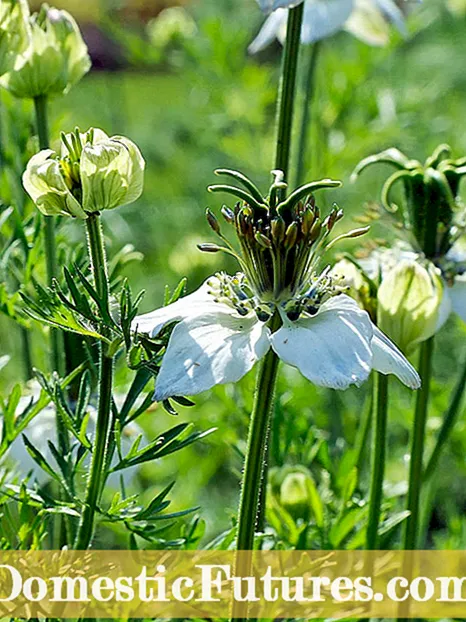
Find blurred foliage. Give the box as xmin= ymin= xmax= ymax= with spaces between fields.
xmin=1 ymin=0 xmax=466 ymax=547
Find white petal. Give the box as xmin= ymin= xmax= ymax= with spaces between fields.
xmin=371 ymin=326 xmax=421 ymax=389
xmin=256 ymin=0 xmax=305 ymax=14
xmin=248 ymin=10 xmax=288 ymax=54
xmin=344 ymin=0 xmax=390 ymax=46
xmin=436 ymin=283 xmax=453 ymax=330
xmin=270 ymin=294 xmax=373 ymax=390
xmin=301 ymin=0 xmax=354 ymax=43
xmin=132 ymin=277 xmax=221 ymax=337
xmin=449 ymin=274 xmax=466 ymax=324
xmin=154 ymin=310 xmax=271 ymax=400
xmin=374 ymin=0 xmax=407 ymax=35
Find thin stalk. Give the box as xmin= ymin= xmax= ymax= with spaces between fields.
xmin=423 ymin=351 xmax=466 ymax=483
xmin=403 ymin=337 xmax=435 ymax=551
xmin=19 ymin=328 xmax=34 ymax=381
xmin=295 ymin=42 xmax=320 ymax=187
xmin=249 ymin=1 xmax=304 ymax=551
xmin=274 ymin=3 xmax=304 ymax=181
xmin=236 ymin=313 xmax=282 ymax=552
xmin=33 ymin=96 xmax=63 ymax=376
xmin=366 ymin=374 xmax=388 ymax=549
xmin=74 ymin=213 xmax=113 ymax=550
xmin=232 ymin=315 xmax=281 ymax=622
xmin=354 ymin=389 xmax=373 ymax=475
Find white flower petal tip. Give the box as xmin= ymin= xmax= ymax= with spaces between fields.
xmin=249 ymin=11 xmax=287 ymax=54
xmin=448 ymin=274 xmax=466 ymax=324
xmin=371 ymin=326 xmax=421 ymax=389
xmin=271 ymin=294 xmax=373 ymax=390
xmin=131 ymin=278 xmax=220 ymax=338
xmin=301 ymin=0 xmax=355 ymax=44
xmin=153 ymin=308 xmax=271 ymax=401
xmin=256 ymin=0 xmax=305 ymax=14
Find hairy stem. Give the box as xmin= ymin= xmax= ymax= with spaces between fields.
xmin=33 ymin=96 xmax=64 ymax=377
xmin=366 ymin=374 xmax=388 ymax=549
xmin=232 ymin=315 xmax=281 ymax=622
xmin=74 ymin=213 xmax=113 ymax=550
xmin=295 ymin=42 xmax=321 ymax=187
xmin=403 ymin=337 xmax=435 ymax=550
xmin=274 ymin=3 xmax=304 ymax=181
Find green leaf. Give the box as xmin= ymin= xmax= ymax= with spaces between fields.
xmin=21 ymin=435 xmax=63 ymax=486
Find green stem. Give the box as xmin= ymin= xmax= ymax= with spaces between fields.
xmin=294 ymin=42 xmax=320 ymax=187
xmin=423 ymin=351 xmax=466 ymax=483
xmin=243 ymin=2 xmax=303 ymax=561
xmin=232 ymin=317 xmax=281 ymax=622
xmin=274 ymin=3 xmax=304 ymax=180
xmin=236 ymin=315 xmax=281 ymax=553
xmin=366 ymin=374 xmax=388 ymax=549
xmin=354 ymin=389 xmax=373 ymax=475
xmin=19 ymin=327 xmax=34 ymax=380
xmin=403 ymin=337 xmax=434 ymax=551
xmin=74 ymin=213 xmax=113 ymax=550
xmin=33 ymin=95 xmax=63 ymax=377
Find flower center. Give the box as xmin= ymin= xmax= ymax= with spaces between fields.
xmin=201 ymin=169 xmax=367 ymax=319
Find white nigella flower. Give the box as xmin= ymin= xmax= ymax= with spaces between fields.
xmin=250 ymin=0 xmax=408 ymax=53
xmin=133 ymin=170 xmax=420 ymax=400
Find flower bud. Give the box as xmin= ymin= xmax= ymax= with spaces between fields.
xmin=284 ymin=221 xmax=298 ymax=249
xmin=271 ymin=216 xmax=286 ymax=243
xmin=1 ymin=3 xmax=91 ymax=99
xmin=23 ymin=128 xmax=145 ymax=217
xmin=279 ymin=468 xmax=316 ymax=522
xmin=206 ymin=208 xmax=221 ymax=234
xmin=377 ymin=260 xmax=445 ymax=354
xmin=0 ymin=0 xmax=30 ymax=77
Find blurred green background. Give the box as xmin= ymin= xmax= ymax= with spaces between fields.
xmin=1 ymin=0 xmax=466 ymax=547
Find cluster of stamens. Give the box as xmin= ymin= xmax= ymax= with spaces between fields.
xmin=200 ymin=169 xmax=368 ymax=322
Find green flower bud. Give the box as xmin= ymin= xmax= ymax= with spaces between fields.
xmin=79 ymin=133 xmax=145 ymax=213
xmin=377 ymin=260 xmax=444 ymax=354
xmin=279 ymin=469 xmax=315 ymax=522
xmin=1 ymin=3 xmax=90 ymax=99
xmin=0 ymin=0 xmax=30 ymax=77
xmin=23 ymin=128 xmax=145 ymax=217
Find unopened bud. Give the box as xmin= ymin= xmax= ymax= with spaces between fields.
xmin=271 ymin=217 xmax=286 ymax=243
xmin=309 ymin=218 xmax=322 ymax=242
xmin=1 ymin=4 xmax=91 ymax=98
xmin=197 ymin=243 xmax=221 ymax=253
xmin=301 ymin=208 xmax=316 ymax=235
xmin=255 ymin=231 xmax=272 ymax=249
xmin=206 ymin=208 xmax=220 ymax=234
xmin=284 ymin=222 xmax=298 ymax=249
xmin=378 ymin=260 xmax=444 ymax=353
xmin=221 ymin=205 xmax=235 ymax=223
